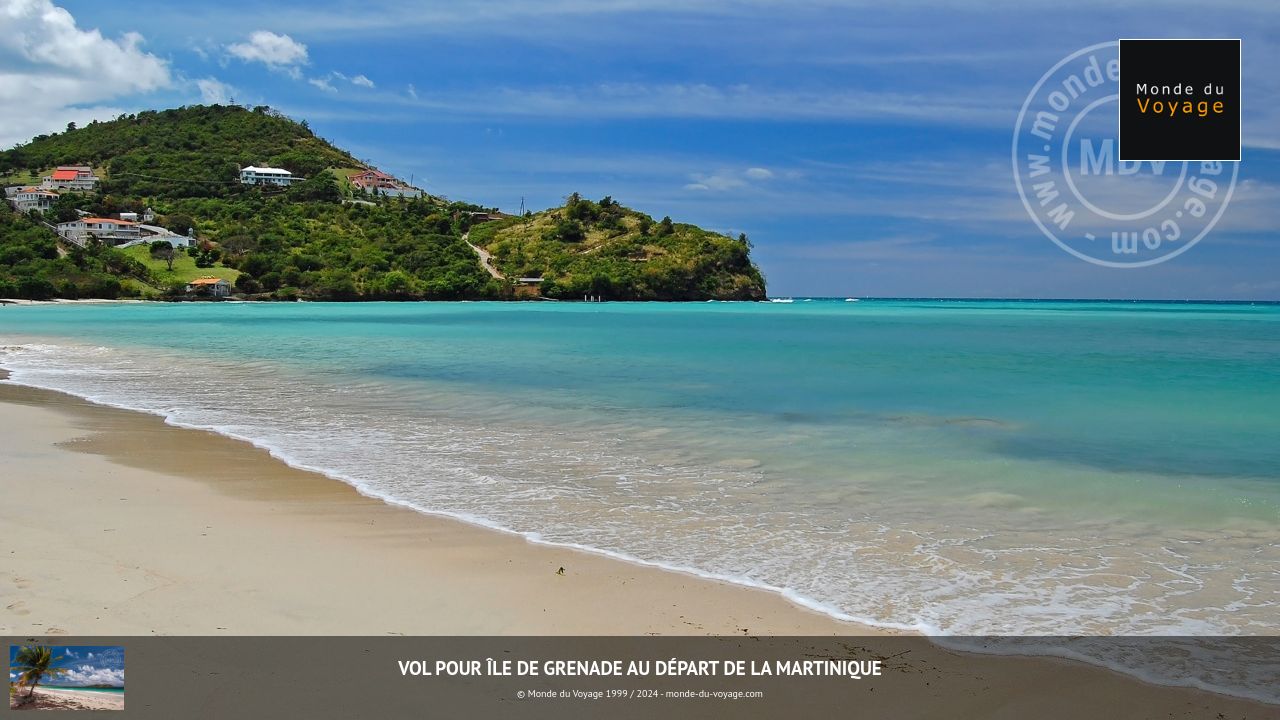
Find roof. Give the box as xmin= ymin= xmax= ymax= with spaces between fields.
xmin=80 ymin=217 xmax=137 ymax=225
xmin=57 ymin=165 xmax=91 ymax=171
xmin=50 ymin=169 xmax=79 ymax=181
xmin=241 ymin=166 xmax=292 ymax=175
xmin=188 ymin=277 xmax=230 ymax=286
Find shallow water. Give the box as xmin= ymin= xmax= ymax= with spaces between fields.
xmin=1 ymin=299 xmax=1277 ymax=694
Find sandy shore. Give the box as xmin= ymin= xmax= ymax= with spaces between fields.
xmin=0 ymin=298 xmax=149 ymax=305
xmin=9 ymin=687 xmax=125 ymax=711
xmin=0 ymin=377 xmax=862 ymax=636
xmin=1 ymin=375 xmax=1276 ymax=717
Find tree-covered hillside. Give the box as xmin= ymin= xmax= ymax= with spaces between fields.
xmin=0 ymin=105 xmax=359 ymax=199
xmin=469 ymin=194 xmax=766 ymax=300
xmin=0 ymin=203 xmax=142 ymax=299
xmin=0 ymin=104 xmax=766 ymax=301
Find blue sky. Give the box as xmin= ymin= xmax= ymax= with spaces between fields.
xmin=3 ymin=0 xmax=1278 ymax=298
xmin=9 ymin=645 xmax=125 ymax=687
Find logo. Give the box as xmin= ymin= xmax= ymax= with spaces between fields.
xmin=1119 ymin=39 xmax=1241 ymax=161
xmin=1012 ymin=41 xmax=1238 ymax=268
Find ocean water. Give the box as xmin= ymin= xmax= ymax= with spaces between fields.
xmin=1 ymin=300 xmax=1278 ymax=695
xmin=40 ymin=687 xmax=125 ymax=694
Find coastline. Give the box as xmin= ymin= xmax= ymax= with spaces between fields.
xmin=2 ymin=372 xmax=1277 ymax=715
xmin=0 ymin=373 xmax=866 ymax=636
xmin=9 ymin=686 xmax=125 ymax=711
xmin=0 ymin=298 xmax=151 ymax=305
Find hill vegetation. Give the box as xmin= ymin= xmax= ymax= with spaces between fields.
xmin=0 ymin=203 xmax=141 ymax=299
xmin=0 ymin=104 xmax=359 ymax=199
xmin=0 ymin=104 xmax=766 ymax=301
xmin=470 ymin=194 xmax=764 ymax=300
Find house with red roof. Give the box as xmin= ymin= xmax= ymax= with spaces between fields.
xmin=56 ymin=217 xmax=141 ymax=245
xmin=41 ymin=165 xmax=99 ymax=191
xmin=349 ymin=168 xmax=424 ymax=198
xmin=350 ymin=169 xmax=396 ymax=190
xmin=184 ymin=277 xmax=232 ymax=297
xmin=7 ymin=186 xmax=59 ymax=213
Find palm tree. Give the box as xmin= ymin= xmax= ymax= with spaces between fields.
xmin=12 ymin=645 xmax=66 ymax=701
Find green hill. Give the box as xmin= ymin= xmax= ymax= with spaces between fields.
xmin=470 ymin=194 xmax=765 ymax=300
xmin=0 ymin=104 xmax=360 ymax=199
xmin=0 ymin=105 xmax=766 ymax=301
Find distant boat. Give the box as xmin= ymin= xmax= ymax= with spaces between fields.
xmin=845 ymin=298 xmax=860 ymax=302
xmin=769 ymin=298 xmax=794 ymax=304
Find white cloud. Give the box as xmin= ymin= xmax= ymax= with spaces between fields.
xmin=226 ymin=30 xmax=308 ymax=69
xmin=307 ymin=71 xmax=377 ymax=94
xmin=196 ymin=77 xmax=236 ymax=104
xmin=407 ymin=84 xmax=418 ymax=99
xmin=62 ymin=664 xmax=124 ymax=688
xmin=0 ymin=0 xmax=171 ymax=147
xmin=685 ymin=166 xmax=776 ymax=192
xmin=308 ymin=76 xmax=337 ymax=93
xmin=350 ymin=81 xmax=1012 ymax=126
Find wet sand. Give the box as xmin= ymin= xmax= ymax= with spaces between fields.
xmin=1 ymin=375 xmax=1275 ymax=718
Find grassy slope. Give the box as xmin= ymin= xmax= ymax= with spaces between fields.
xmin=470 ymin=205 xmax=766 ymax=301
xmin=121 ymin=245 xmax=240 ymax=287
xmin=326 ymin=167 xmax=362 ymax=197
xmin=0 ymin=170 xmax=42 ymax=186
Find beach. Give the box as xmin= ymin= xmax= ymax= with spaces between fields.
xmin=2 ymin=374 xmax=1278 ymax=717
xmin=0 ymin=375 xmax=858 ymax=637
xmin=9 ymin=686 xmax=124 ymax=711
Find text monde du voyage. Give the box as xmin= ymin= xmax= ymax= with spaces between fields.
xmin=1134 ymin=82 xmax=1228 ymax=118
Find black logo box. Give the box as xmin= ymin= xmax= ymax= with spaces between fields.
xmin=1119 ymin=39 xmax=1241 ymax=162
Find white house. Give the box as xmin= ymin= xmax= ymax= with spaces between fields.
xmin=115 ymin=224 xmax=193 ymax=249
xmin=239 ymin=166 xmax=301 ymax=186
xmin=185 ymin=277 xmax=232 ymax=297
xmin=41 ymin=165 xmax=98 ymax=191
xmin=56 ymin=217 xmax=142 ymax=245
xmin=8 ymin=186 xmax=59 ymax=214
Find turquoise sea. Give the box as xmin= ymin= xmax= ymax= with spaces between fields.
xmin=2 ymin=299 xmax=1278 ymax=692
xmin=39 ymin=686 xmax=125 ymax=694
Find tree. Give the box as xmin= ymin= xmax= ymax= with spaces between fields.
xmin=546 ymin=219 xmax=585 ymax=243
xmin=49 ymin=194 xmax=80 ymax=223
xmin=162 ymin=214 xmax=196 ymax=236
xmin=286 ymin=173 xmax=341 ymax=203
xmin=12 ymin=645 xmax=66 ymax=702
xmin=657 ymin=216 xmax=674 ymax=236
xmin=149 ymin=240 xmax=176 ymax=271
xmin=17 ymin=277 xmax=57 ymax=300
xmin=234 ymin=273 xmax=260 ymax=294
